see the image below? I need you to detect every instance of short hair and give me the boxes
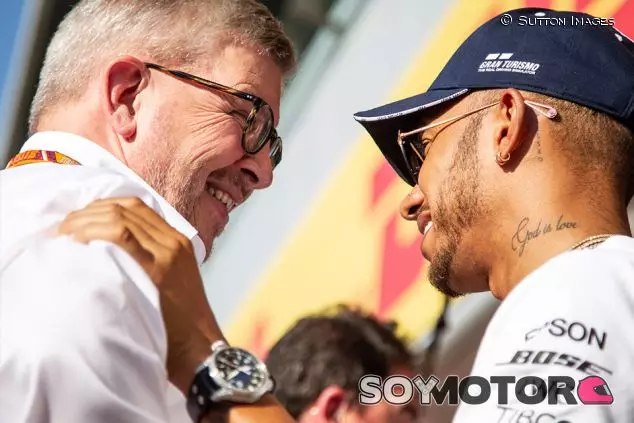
[468,89,634,201]
[29,0,296,133]
[324,304,412,366]
[265,305,412,419]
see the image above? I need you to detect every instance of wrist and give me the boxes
[169,338,214,395]
[186,342,276,422]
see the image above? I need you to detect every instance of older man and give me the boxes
[355,7,634,422]
[0,1,295,422]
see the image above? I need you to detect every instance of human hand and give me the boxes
[57,197,222,394]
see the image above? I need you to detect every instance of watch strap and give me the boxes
[186,363,223,423]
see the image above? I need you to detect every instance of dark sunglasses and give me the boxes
[144,62,282,169]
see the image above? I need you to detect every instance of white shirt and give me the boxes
[452,235,634,423]
[0,132,206,423]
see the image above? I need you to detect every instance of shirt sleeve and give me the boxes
[0,236,171,423]
[452,250,634,423]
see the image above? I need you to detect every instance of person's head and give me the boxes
[266,305,418,423]
[355,8,634,299]
[30,0,296,256]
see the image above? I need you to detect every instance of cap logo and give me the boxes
[478,52,541,75]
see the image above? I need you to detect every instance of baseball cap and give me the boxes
[353,7,634,186]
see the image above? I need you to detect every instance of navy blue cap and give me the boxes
[353,7,634,186]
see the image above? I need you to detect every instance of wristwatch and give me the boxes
[186,340,275,422]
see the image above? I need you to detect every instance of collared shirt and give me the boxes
[452,236,634,423]
[0,132,205,422]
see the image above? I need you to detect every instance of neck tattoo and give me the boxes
[511,214,578,257]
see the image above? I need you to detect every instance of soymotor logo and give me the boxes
[358,374,613,406]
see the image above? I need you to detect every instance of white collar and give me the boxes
[20,131,206,265]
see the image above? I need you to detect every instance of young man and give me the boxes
[354,7,634,422]
[266,305,418,423]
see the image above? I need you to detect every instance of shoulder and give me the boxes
[463,239,634,422]
[473,238,634,381]
[2,163,158,203]
[488,239,634,345]
[1,236,163,353]
[0,165,164,239]
[514,237,634,313]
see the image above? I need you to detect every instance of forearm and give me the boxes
[200,395,296,423]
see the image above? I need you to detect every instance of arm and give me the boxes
[56,197,298,423]
[0,236,171,423]
[199,396,296,423]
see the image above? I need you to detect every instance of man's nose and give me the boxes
[238,148,273,192]
[400,186,424,221]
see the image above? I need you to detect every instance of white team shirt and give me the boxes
[452,235,634,423]
[0,131,206,423]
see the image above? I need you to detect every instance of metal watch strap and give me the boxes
[186,363,223,423]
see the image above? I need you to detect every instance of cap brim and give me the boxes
[353,88,469,186]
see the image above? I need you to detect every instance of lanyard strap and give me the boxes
[6,150,81,169]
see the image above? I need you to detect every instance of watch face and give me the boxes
[213,348,267,392]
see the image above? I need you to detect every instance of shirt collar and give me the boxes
[20,131,206,265]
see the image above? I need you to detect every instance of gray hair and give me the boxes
[29,0,296,133]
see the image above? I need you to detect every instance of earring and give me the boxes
[496,151,511,166]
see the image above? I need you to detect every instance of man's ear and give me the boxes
[491,88,529,163]
[103,56,149,141]
[302,385,348,423]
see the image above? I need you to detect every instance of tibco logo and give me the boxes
[358,374,613,406]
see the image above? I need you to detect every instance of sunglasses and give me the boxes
[396,100,558,185]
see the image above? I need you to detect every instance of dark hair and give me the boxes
[265,304,412,418]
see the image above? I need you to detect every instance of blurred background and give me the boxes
[1,1,633,421]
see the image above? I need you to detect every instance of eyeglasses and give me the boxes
[396,100,558,185]
[144,62,282,169]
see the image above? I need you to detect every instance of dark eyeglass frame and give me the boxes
[144,62,282,168]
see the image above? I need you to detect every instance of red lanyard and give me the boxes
[6,150,81,169]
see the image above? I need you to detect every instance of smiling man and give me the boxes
[355,7,634,422]
[0,1,294,422]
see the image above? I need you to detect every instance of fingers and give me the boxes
[60,197,194,266]
[79,198,192,250]
[83,202,192,255]
[61,206,163,253]
[58,209,126,234]
[59,201,165,265]
[79,197,166,233]
[87,196,150,209]
[60,220,154,270]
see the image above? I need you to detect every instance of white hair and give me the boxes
[29,0,296,133]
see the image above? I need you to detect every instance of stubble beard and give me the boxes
[427,116,486,298]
